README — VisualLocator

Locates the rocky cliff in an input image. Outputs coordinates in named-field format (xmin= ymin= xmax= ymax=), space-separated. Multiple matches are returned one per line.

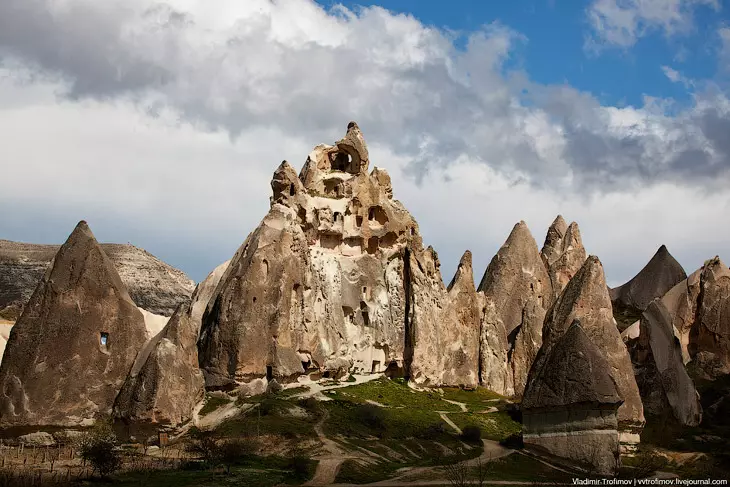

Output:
xmin=198 ymin=123 xmax=480 ymax=390
xmin=0 ymin=240 xmax=195 ymax=318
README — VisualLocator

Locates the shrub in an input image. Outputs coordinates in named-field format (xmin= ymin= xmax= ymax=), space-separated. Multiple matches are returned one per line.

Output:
xmin=219 ymin=438 xmax=257 ymax=474
xmin=355 ymin=404 xmax=386 ymax=431
xmin=78 ymin=421 xmax=122 ymax=478
xmin=287 ymin=446 xmax=312 ymax=479
xmin=460 ymin=425 xmax=482 ymax=444
xmin=298 ymin=396 xmax=320 ymax=413
xmin=420 ymin=422 xmax=447 ymax=439
xmin=259 ymin=399 xmax=277 ymax=416
xmin=186 ymin=427 xmax=220 ymax=464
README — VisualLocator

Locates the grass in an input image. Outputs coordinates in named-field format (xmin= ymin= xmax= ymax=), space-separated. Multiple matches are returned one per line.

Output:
xmin=448 ymin=412 xmax=522 ymax=442
xmin=112 ymin=455 xmax=316 ymax=486
xmin=327 ymin=377 xmax=462 ymax=412
xmin=198 ymin=395 xmax=231 ymax=417
xmin=323 ymin=399 xmax=445 ymax=439
xmin=460 ymin=453 xmax=574 ymax=483
xmin=440 ymin=386 xmax=507 ymax=410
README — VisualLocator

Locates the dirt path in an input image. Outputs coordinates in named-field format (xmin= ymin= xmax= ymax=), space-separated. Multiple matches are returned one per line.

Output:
xmin=305 ymin=409 xmax=366 ymax=486
xmin=437 ymin=412 xmax=462 ymax=434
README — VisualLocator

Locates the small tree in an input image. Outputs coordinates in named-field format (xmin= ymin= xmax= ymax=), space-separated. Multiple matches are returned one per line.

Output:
xmin=218 ymin=438 xmax=257 ymax=474
xmin=460 ymin=425 xmax=482 ymax=444
xmin=78 ymin=421 xmax=122 ymax=478
xmin=186 ymin=427 xmax=220 ymax=465
xmin=444 ymin=461 xmax=470 ymax=487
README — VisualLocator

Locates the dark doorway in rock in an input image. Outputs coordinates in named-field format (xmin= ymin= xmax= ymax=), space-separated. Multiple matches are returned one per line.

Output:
xmin=356 ymin=215 xmax=363 ymax=227
xmin=384 ymin=361 xmax=403 ymax=379
xmin=361 ymin=301 xmax=370 ymax=327
xmin=301 ymin=360 xmax=310 ymax=371
xmin=266 ymin=365 xmax=273 ymax=381
xmin=334 ymin=212 xmax=341 ymax=222
xmin=371 ymin=360 xmax=381 ymax=374
xmin=100 ymin=332 xmax=109 ymax=350
xmin=289 ymin=183 xmax=295 ymax=196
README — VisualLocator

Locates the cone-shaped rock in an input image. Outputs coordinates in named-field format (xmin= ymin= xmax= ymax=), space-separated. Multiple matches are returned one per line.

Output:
xmin=610 ymin=246 xmax=687 ymax=328
xmin=629 ymin=300 xmax=702 ymax=426
xmin=478 ymin=221 xmax=551 ymax=396
xmin=112 ymin=261 xmax=229 ymax=433
xmin=440 ymin=251 xmax=480 ymax=387
xmin=0 ymin=221 xmax=147 ymax=429
xmin=199 ymin=124 xmax=479 ymax=389
xmin=690 ymin=257 xmax=730 ymax=378
xmin=540 ymin=216 xmax=587 ymax=302
xmin=523 ymin=320 xmax=622 ymax=476
xmin=529 ymin=256 xmax=644 ymax=449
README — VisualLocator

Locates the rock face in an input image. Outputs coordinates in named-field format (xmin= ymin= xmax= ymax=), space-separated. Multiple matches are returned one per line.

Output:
xmin=690 ymin=257 xmax=730 ymax=378
xmin=198 ymin=123 xmax=479 ymax=389
xmin=0 ymin=240 xmax=195 ymax=318
xmin=610 ymin=245 xmax=687 ymax=330
xmin=477 ymin=222 xmax=551 ymax=397
xmin=112 ymin=262 xmax=229 ymax=432
xmin=527 ymin=256 xmax=644 ymax=450
xmin=523 ymin=320 xmax=622 ymax=476
xmin=540 ymin=215 xmax=587 ymax=301
xmin=629 ymin=300 xmax=702 ymax=426
xmin=659 ymin=269 xmax=702 ymax=364
xmin=0 ymin=221 xmax=147 ymax=429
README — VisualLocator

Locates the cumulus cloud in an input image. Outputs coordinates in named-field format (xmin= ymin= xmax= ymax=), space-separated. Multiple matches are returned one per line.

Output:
xmin=1 ymin=0 xmax=730 ymax=283
xmin=585 ymin=0 xmax=719 ymax=50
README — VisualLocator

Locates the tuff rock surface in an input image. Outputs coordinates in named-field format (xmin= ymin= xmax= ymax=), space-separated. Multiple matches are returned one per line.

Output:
xmin=198 ymin=123 xmax=479 ymax=389
xmin=629 ymin=300 xmax=702 ymax=426
xmin=0 ymin=221 xmax=147 ymax=429
xmin=477 ymin=222 xmax=551 ymax=397
xmin=658 ymin=269 xmax=702 ymax=364
xmin=540 ymin=215 xmax=587 ymax=301
xmin=522 ymin=320 xmax=622 ymax=476
xmin=0 ymin=239 xmax=195 ymax=318
xmin=610 ymin=245 xmax=687 ymax=329
xmin=112 ymin=262 xmax=229 ymax=431
xmin=690 ymin=257 xmax=730 ymax=379
xmin=527 ymin=256 xmax=644 ymax=450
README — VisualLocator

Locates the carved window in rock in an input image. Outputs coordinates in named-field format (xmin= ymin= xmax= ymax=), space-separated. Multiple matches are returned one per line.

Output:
xmin=330 ymin=150 xmax=358 ymax=174
xmin=289 ymin=183 xmax=295 ymax=196
xmin=360 ymin=301 xmax=370 ymax=327
xmin=100 ymin=332 xmax=109 ymax=351
xmin=333 ymin=212 xmax=341 ymax=223
xmin=266 ymin=365 xmax=273 ymax=381
xmin=368 ymin=206 xmax=388 ymax=225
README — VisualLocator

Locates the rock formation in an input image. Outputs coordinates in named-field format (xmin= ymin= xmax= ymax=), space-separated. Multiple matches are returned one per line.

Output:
xmin=527 ymin=256 xmax=644 ymax=451
xmin=629 ymin=300 xmax=702 ymax=426
xmin=0 ymin=239 xmax=195 ymax=318
xmin=522 ymin=320 xmax=622 ymax=476
xmin=477 ymin=222 xmax=551 ymax=397
xmin=610 ymin=245 xmax=687 ymax=330
xmin=690 ymin=257 xmax=730 ymax=379
xmin=0 ymin=221 xmax=147 ymax=429
xmin=198 ymin=123 xmax=480 ymax=390
xmin=112 ymin=262 xmax=229 ymax=433
xmin=540 ymin=215 xmax=587 ymax=301
xmin=658 ymin=269 xmax=702 ymax=364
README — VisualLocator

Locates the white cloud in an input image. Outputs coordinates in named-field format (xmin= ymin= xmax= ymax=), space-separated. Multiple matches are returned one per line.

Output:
xmin=1 ymin=0 xmax=730 ymax=286
xmin=585 ymin=0 xmax=719 ymax=50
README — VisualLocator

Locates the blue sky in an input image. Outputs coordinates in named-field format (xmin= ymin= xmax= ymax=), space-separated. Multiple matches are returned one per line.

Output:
xmin=1 ymin=0 xmax=730 ymax=287
xmin=321 ymin=0 xmax=726 ymax=107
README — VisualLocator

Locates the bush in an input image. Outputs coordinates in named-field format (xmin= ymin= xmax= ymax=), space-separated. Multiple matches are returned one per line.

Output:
xmin=186 ymin=427 xmax=220 ymax=464
xmin=298 ymin=397 xmax=320 ymax=413
xmin=259 ymin=399 xmax=277 ymax=416
xmin=219 ymin=438 xmax=257 ymax=474
xmin=355 ymin=404 xmax=386 ymax=431
xmin=420 ymin=422 xmax=447 ymax=439
xmin=460 ymin=425 xmax=482 ymax=444
xmin=78 ymin=421 xmax=122 ymax=478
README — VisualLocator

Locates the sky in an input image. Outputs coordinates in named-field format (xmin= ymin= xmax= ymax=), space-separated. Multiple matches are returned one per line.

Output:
xmin=0 ymin=0 xmax=729 ymax=287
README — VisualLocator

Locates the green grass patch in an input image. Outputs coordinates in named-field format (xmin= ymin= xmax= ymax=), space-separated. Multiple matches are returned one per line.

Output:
xmin=323 ymin=400 xmax=445 ymax=439
xmin=327 ymin=377 xmax=461 ymax=412
xmin=448 ymin=412 xmax=522 ymax=442
xmin=440 ymin=387 xmax=507 ymax=411
xmin=278 ymin=386 xmax=310 ymax=398
xmin=463 ymin=453 xmax=574 ymax=482
xmin=199 ymin=395 xmax=231 ymax=417
xmin=113 ymin=455 xmax=316 ymax=486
